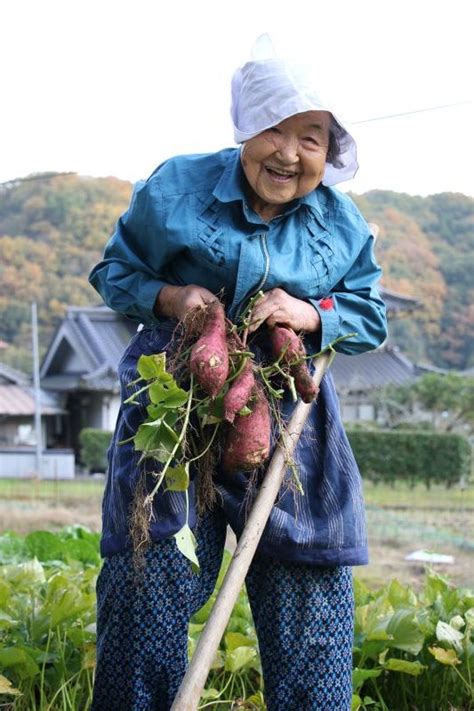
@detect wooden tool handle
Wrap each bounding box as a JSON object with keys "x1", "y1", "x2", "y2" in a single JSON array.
[{"x1": 171, "y1": 352, "x2": 331, "y2": 710}]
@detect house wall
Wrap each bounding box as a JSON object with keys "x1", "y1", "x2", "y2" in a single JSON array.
[
  {"x1": 0, "y1": 448, "x2": 75, "y2": 479},
  {"x1": 102, "y1": 394, "x2": 121, "y2": 431},
  {"x1": 64, "y1": 391, "x2": 120, "y2": 458},
  {"x1": 79, "y1": 392, "x2": 120, "y2": 431},
  {"x1": 0, "y1": 416, "x2": 49, "y2": 447},
  {"x1": 85, "y1": 392, "x2": 104, "y2": 429},
  {"x1": 339, "y1": 395, "x2": 376, "y2": 423},
  {"x1": 60, "y1": 348, "x2": 84, "y2": 374}
]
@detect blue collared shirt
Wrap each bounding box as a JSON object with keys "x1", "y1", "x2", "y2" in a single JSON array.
[
  {"x1": 89, "y1": 148, "x2": 388, "y2": 565},
  {"x1": 89, "y1": 148, "x2": 387, "y2": 355}
]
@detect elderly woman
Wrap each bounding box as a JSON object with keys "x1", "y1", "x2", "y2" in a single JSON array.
[{"x1": 89, "y1": 45, "x2": 387, "y2": 711}]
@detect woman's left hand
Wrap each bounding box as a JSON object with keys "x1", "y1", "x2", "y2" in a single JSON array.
[{"x1": 248, "y1": 288, "x2": 321, "y2": 333}]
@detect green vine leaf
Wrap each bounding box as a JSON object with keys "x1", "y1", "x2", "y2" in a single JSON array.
[
  {"x1": 146, "y1": 404, "x2": 180, "y2": 424},
  {"x1": 237, "y1": 405, "x2": 252, "y2": 417},
  {"x1": 165, "y1": 464, "x2": 190, "y2": 492},
  {"x1": 138, "y1": 414, "x2": 178, "y2": 436},
  {"x1": 149, "y1": 381, "x2": 188, "y2": 408},
  {"x1": 134, "y1": 421, "x2": 180, "y2": 463},
  {"x1": 174, "y1": 525, "x2": 200, "y2": 572},
  {"x1": 134, "y1": 423, "x2": 163, "y2": 452},
  {"x1": 198, "y1": 393, "x2": 225, "y2": 426},
  {"x1": 137, "y1": 353, "x2": 172, "y2": 381}
]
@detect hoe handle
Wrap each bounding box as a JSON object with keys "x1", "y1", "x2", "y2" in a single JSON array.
[{"x1": 171, "y1": 353, "x2": 331, "y2": 710}]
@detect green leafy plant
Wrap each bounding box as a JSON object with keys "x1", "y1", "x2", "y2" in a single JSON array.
[
  {"x1": 190, "y1": 552, "x2": 264, "y2": 709},
  {"x1": 352, "y1": 573, "x2": 474, "y2": 711},
  {"x1": 1, "y1": 528, "x2": 473, "y2": 710},
  {"x1": 123, "y1": 352, "x2": 200, "y2": 567},
  {"x1": 78, "y1": 428, "x2": 113, "y2": 473},
  {"x1": 0, "y1": 527, "x2": 98, "y2": 710}
]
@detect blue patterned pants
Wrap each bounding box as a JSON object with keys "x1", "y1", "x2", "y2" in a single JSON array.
[{"x1": 92, "y1": 509, "x2": 353, "y2": 711}]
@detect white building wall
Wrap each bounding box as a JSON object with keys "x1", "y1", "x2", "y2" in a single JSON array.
[
  {"x1": 104, "y1": 395, "x2": 121, "y2": 431},
  {"x1": 0, "y1": 449, "x2": 75, "y2": 479},
  {"x1": 0, "y1": 417, "x2": 48, "y2": 447},
  {"x1": 82, "y1": 393, "x2": 120, "y2": 431}
]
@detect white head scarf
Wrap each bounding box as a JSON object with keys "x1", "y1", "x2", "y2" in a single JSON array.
[{"x1": 230, "y1": 36, "x2": 358, "y2": 186}]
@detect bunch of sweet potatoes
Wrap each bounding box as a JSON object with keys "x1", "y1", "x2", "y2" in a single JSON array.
[{"x1": 189, "y1": 302, "x2": 317, "y2": 473}]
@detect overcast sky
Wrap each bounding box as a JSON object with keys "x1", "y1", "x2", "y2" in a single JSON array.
[{"x1": 1, "y1": 0, "x2": 472, "y2": 196}]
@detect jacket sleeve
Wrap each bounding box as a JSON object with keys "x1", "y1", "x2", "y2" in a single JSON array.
[
  {"x1": 309, "y1": 234, "x2": 388, "y2": 355},
  {"x1": 88, "y1": 176, "x2": 173, "y2": 325}
]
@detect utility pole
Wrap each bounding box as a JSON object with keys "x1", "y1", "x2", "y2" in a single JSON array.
[{"x1": 32, "y1": 302, "x2": 42, "y2": 476}]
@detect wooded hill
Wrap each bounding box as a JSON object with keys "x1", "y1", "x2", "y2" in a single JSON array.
[
  {"x1": 352, "y1": 190, "x2": 473, "y2": 369},
  {"x1": 0, "y1": 173, "x2": 472, "y2": 372}
]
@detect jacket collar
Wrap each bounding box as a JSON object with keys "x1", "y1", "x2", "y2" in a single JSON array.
[
  {"x1": 213, "y1": 147, "x2": 327, "y2": 226},
  {"x1": 298, "y1": 188, "x2": 328, "y2": 225},
  {"x1": 212, "y1": 148, "x2": 247, "y2": 204}
]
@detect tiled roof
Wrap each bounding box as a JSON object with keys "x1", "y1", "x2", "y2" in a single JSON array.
[
  {"x1": 41, "y1": 306, "x2": 136, "y2": 387},
  {"x1": 380, "y1": 287, "x2": 419, "y2": 315},
  {"x1": 66, "y1": 307, "x2": 136, "y2": 374},
  {"x1": 0, "y1": 362, "x2": 29, "y2": 386},
  {"x1": 0, "y1": 385, "x2": 65, "y2": 415},
  {"x1": 39, "y1": 374, "x2": 81, "y2": 391},
  {"x1": 330, "y1": 344, "x2": 416, "y2": 393}
]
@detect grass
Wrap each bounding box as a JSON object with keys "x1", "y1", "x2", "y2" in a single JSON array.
[
  {"x1": 0, "y1": 476, "x2": 105, "y2": 501},
  {"x1": 0, "y1": 477, "x2": 104, "y2": 536},
  {"x1": 363, "y1": 479, "x2": 474, "y2": 509},
  {"x1": 1, "y1": 476, "x2": 471, "y2": 507}
]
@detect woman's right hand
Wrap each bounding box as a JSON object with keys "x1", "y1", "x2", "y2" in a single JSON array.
[{"x1": 154, "y1": 284, "x2": 217, "y2": 321}]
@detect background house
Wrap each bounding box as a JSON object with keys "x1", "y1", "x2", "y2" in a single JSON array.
[
  {"x1": 331, "y1": 344, "x2": 420, "y2": 422},
  {"x1": 0, "y1": 361, "x2": 74, "y2": 479},
  {"x1": 330, "y1": 288, "x2": 423, "y2": 422},
  {"x1": 0, "y1": 361, "x2": 64, "y2": 447},
  {"x1": 40, "y1": 306, "x2": 136, "y2": 456}
]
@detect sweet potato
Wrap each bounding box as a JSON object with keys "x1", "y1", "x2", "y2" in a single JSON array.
[
  {"x1": 222, "y1": 386, "x2": 271, "y2": 472},
  {"x1": 190, "y1": 302, "x2": 229, "y2": 398},
  {"x1": 270, "y1": 325, "x2": 318, "y2": 404},
  {"x1": 271, "y1": 325, "x2": 305, "y2": 361},
  {"x1": 290, "y1": 362, "x2": 319, "y2": 404},
  {"x1": 223, "y1": 358, "x2": 255, "y2": 423}
]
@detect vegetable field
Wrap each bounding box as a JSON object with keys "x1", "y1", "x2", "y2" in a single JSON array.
[
  {"x1": 0, "y1": 479, "x2": 473, "y2": 709},
  {"x1": 0, "y1": 528, "x2": 473, "y2": 710}
]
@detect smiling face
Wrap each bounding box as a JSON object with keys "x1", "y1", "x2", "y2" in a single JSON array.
[{"x1": 240, "y1": 110, "x2": 331, "y2": 221}]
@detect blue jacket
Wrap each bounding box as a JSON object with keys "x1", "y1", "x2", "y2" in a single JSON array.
[{"x1": 89, "y1": 148, "x2": 387, "y2": 565}]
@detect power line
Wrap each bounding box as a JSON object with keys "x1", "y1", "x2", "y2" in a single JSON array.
[
  {"x1": 353, "y1": 100, "x2": 471, "y2": 125},
  {"x1": 0, "y1": 102, "x2": 472, "y2": 186}
]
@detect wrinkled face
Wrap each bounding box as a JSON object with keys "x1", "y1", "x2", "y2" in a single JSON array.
[{"x1": 240, "y1": 110, "x2": 331, "y2": 220}]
